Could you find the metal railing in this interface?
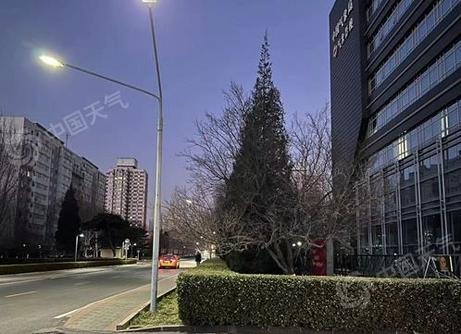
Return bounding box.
[334,253,461,278]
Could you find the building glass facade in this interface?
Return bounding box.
[330,0,461,257]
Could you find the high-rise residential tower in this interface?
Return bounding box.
[0,117,106,249]
[105,158,148,230]
[330,0,461,255]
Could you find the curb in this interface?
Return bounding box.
[116,287,177,331]
[119,325,407,333]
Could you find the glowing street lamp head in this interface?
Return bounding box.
[142,0,158,4]
[39,55,64,68]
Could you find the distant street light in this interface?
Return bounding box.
[75,233,84,262]
[297,241,302,247]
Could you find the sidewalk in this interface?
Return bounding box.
[62,274,179,332]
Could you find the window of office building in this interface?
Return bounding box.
[447,210,461,253]
[445,143,461,169]
[368,41,461,136]
[420,155,439,179]
[401,185,416,207]
[401,165,415,187]
[384,192,397,212]
[402,218,418,253]
[368,0,414,56]
[369,0,460,92]
[420,177,440,202]
[371,224,384,254]
[368,100,461,174]
[446,101,461,134]
[366,0,385,21]
[386,221,399,254]
[370,178,384,220]
[422,214,443,251]
[445,170,461,195]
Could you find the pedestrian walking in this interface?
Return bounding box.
[195,250,202,266]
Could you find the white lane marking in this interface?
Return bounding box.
[0,278,44,286]
[53,274,180,319]
[0,268,108,285]
[5,290,37,298]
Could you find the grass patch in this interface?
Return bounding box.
[130,291,181,328]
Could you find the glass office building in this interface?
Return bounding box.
[330,0,461,256]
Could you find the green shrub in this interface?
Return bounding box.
[224,248,282,274]
[177,259,461,333]
[0,259,136,275]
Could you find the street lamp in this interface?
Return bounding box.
[142,0,164,313]
[39,0,164,312]
[39,55,64,68]
[75,233,84,262]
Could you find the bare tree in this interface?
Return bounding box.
[0,120,21,237]
[218,107,358,274]
[168,101,361,274]
[0,117,41,248]
[181,82,250,194]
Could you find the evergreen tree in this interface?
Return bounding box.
[84,213,146,257]
[223,34,296,273]
[55,186,81,254]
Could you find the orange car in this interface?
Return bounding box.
[159,254,180,269]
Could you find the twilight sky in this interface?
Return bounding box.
[0,0,334,218]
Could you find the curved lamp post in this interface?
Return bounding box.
[40,0,164,312]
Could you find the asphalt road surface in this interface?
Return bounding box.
[0,262,185,334]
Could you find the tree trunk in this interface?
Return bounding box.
[107,230,116,257]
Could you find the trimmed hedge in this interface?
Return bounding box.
[0,259,137,275]
[177,259,461,333]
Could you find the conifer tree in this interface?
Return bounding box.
[55,186,81,254]
[223,34,296,273]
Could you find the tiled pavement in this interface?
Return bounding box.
[62,274,179,332]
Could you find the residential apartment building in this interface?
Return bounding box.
[105,158,148,230]
[330,0,461,255]
[0,117,106,249]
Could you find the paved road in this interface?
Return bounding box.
[0,262,184,334]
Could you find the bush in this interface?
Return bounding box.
[224,248,282,274]
[177,259,461,333]
[0,259,136,275]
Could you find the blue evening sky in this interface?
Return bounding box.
[0,0,334,218]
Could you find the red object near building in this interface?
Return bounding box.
[310,240,327,276]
